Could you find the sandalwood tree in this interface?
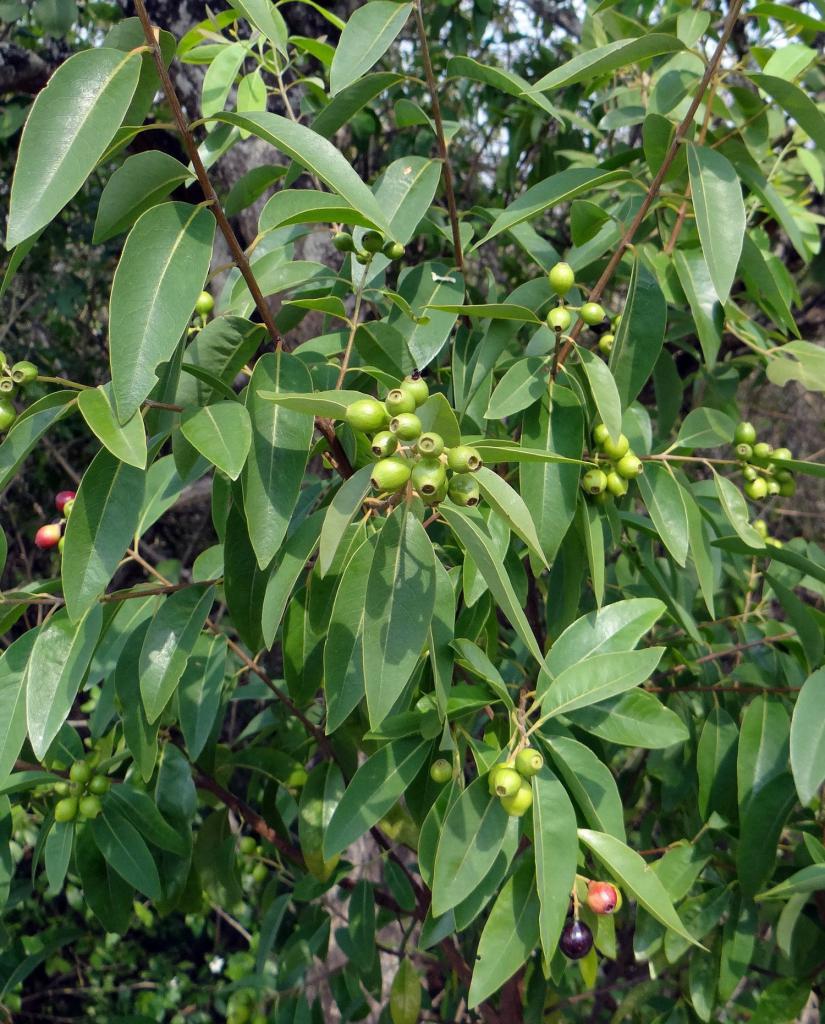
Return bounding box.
[1,0,824,1021]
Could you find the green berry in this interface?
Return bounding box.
[766,479,781,496]
[488,763,509,795]
[501,781,533,817]
[743,465,758,481]
[752,442,772,460]
[581,469,607,495]
[735,443,753,461]
[69,761,92,785]
[446,445,482,473]
[548,262,575,296]
[745,477,768,500]
[580,301,606,326]
[0,396,17,433]
[346,398,387,433]
[734,421,756,446]
[776,469,793,483]
[362,230,385,253]
[389,412,422,441]
[78,795,102,820]
[370,430,398,458]
[88,775,110,795]
[492,767,522,798]
[62,498,75,517]
[429,759,452,784]
[412,458,446,498]
[53,781,70,796]
[239,836,257,856]
[417,432,444,457]
[11,360,37,385]
[385,387,417,415]
[332,231,355,253]
[194,291,214,317]
[355,251,371,265]
[778,478,796,497]
[547,307,572,332]
[448,473,480,507]
[592,423,610,447]
[772,447,792,462]
[597,333,614,355]
[616,452,643,479]
[602,433,629,459]
[54,797,78,823]
[515,748,543,777]
[252,863,268,884]
[370,456,412,493]
[0,377,16,394]
[606,471,628,497]
[753,519,768,539]
[384,241,405,260]
[402,373,429,406]
[424,478,448,506]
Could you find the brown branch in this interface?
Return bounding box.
[555,0,746,370]
[661,630,797,675]
[413,0,465,273]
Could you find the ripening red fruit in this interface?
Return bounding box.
[35,524,62,549]
[586,880,620,915]
[55,490,76,513]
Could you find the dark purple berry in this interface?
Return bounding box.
[560,919,593,960]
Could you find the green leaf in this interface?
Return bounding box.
[676,408,736,449]
[485,357,549,420]
[0,631,36,782]
[92,805,161,900]
[790,667,825,806]
[45,820,74,895]
[375,156,443,244]
[178,634,226,761]
[473,439,586,466]
[415,392,462,447]
[436,303,541,323]
[387,262,465,368]
[474,168,626,249]
[578,829,699,945]
[737,772,796,897]
[75,825,133,934]
[757,864,825,901]
[299,762,344,879]
[538,648,663,717]
[712,470,764,548]
[261,510,324,648]
[570,690,689,748]
[541,733,625,840]
[673,249,723,368]
[109,202,216,422]
[114,621,159,784]
[223,503,268,651]
[529,35,684,93]
[608,257,666,407]
[319,465,372,578]
[439,504,543,664]
[229,0,287,53]
[0,392,76,491]
[696,707,739,822]
[25,605,102,760]
[468,856,539,1008]
[576,346,622,442]
[61,449,146,621]
[243,352,314,568]
[259,188,382,233]
[390,957,422,1024]
[105,786,188,856]
[139,585,215,723]
[330,2,412,96]
[474,466,547,568]
[255,388,365,419]
[365,509,436,727]
[446,55,560,118]
[737,695,790,818]
[431,775,511,916]
[323,736,430,858]
[750,74,825,152]
[533,768,577,960]
[180,401,251,481]
[178,316,265,408]
[547,597,665,675]
[77,386,147,469]
[348,879,376,971]
[201,40,247,117]
[636,462,689,566]
[686,144,745,303]
[93,150,192,243]
[6,48,141,247]
[213,112,392,235]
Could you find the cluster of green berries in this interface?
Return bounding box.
[333,228,404,265]
[581,425,643,501]
[733,422,796,501]
[346,373,483,506]
[488,747,543,816]
[753,518,783,549]
[238,835,268,884]
[546,262,606,333]
[34,490,76,552]
[52,757,110,823]
[0,352,39,434]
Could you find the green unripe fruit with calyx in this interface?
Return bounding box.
[598,333,614,355]
[11,360,37,385]
[239,836,257,856]
[734,421,756,446]
[592,423,610,447]
[745,477,768,500]
[606,472,628,498]
[88,775,110,795]
[752,442,772,460]
[0,378,16,394]
[501,780,533,817]
[547,307,572,332]
[389,412,422,440]
[430,759,452,784]
[384,240,405,260]
[252,863,268,884]
[581,468,607,495]
[385,387,417,415]
[488,763,509,795]
[355,251,371,265]
[346,398,387,432]
[424,478,448,506]
[194,291,214,317]
[362,230,385,253]
[332,231,355,253]
[69,761,92,785]
[53,781,70,796]
[602,433,629,459]
[402,372,429,406]
[79,795,102,819]
[371,456,412,492]
[371,430,398,458]
[54,797,78,823]
[548,262,575,296]
[616,452,643,479]
[580,301,606,325]
[417,432,444,457]
[778,478,796,497]
[412,458,446,497]
[735,443,753,461]
[772,447,792,462]
[776,469,793,483]
[767,479,781,495]
[448,473,480,507]
[743,465,758,481]
[515,747,543,777]
[0,397,16,433]
[447,445,482,473]
[492,767,522,798]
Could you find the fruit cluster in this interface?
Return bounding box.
[559,879,622,960]
[333,228,404,264]
[754,518,783,549]
[238,835,268,884]
[546,261,606,333]
[487,747,543,816]
[346,373,483,506]
[582,424,644,501]
[0,353,39,434]
[733,421,796,501]
[34,490,75,552]
[52,757,110,822]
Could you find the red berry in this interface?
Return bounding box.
[55,490,76,513]
[35,524,62,549]
[586,880,619,914]
[559,919,593,959]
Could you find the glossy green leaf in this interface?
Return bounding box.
[484,357,549,419]
[576,346,622,442]
[570,689,689,748]
[608,256,666,407]
[259,188,382,233]
[390,956,422,1024]
[547,597,666,675]
[298,762,344,879]
[387,262,464,368]
[474,466,547,568]
[319,465,372,578]
[538,647,663,717]
[637,462,689,566]
[0,392,76,491]
[77,385,147,469]
[76,825,133,934]
[0,631,37,781]
[178,634,227,760]
[180,401,251,481]
[105,785,187,856]
[330,2,412,96]
[687,144,745,303]
[178,316,265,408]
[750,74,825,152]
[93,150,192,243]
[44,820,74,895]
[92,804,161,899]
[738,772,796,897]
[229,0,287,53]
[676,408,736,449]
[375,156,442,244]
[530,35,684,93]
[697,707,739,822]
[737,695,790,818]
[261,510,324,648]
[533,768,577,960]
[757,864,825,901]
[673,249,723,368]
[790,667,825,805]
[114,621,159,783]
[712,471,766,549]
[223,502,268,651]
[542,733,625,840]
